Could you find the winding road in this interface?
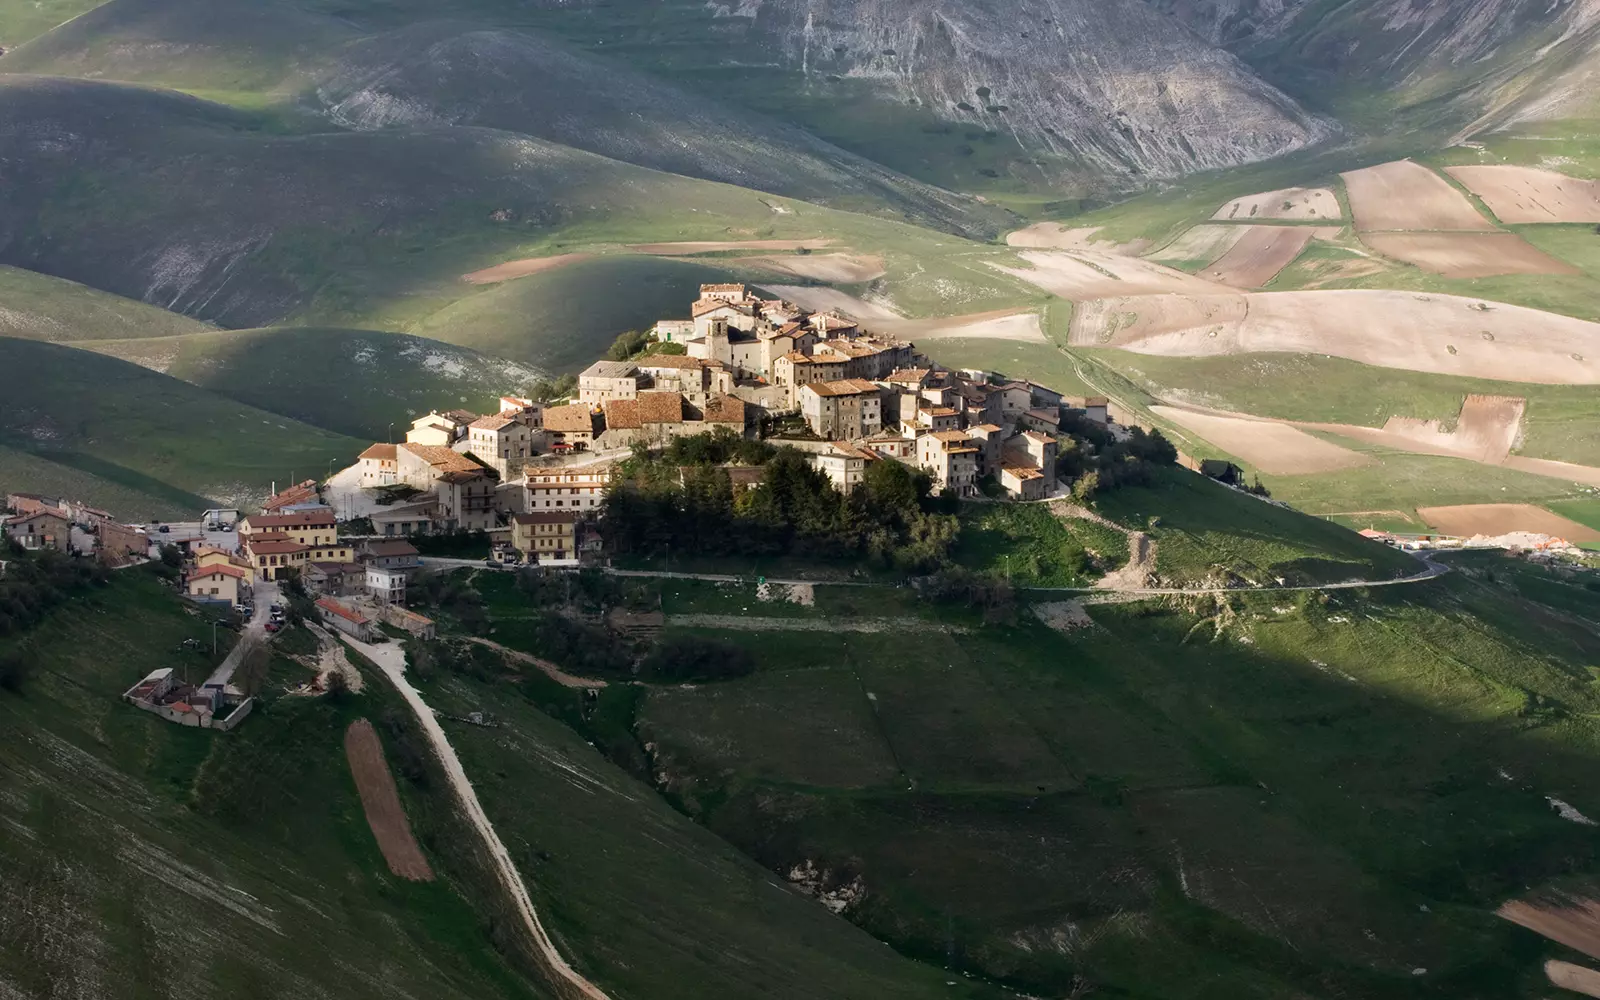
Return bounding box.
[342,633,612,1000]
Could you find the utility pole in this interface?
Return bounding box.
[387,421,394,444]
[212,620,218,658]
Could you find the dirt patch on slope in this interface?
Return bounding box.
[1032,601,1095,631]
[889,309,1044,342]
[1306,394,1526,463]
[1206,226,1340,287]
[1447,165,1600,224]
[1152,405,1370,474]
[461,253,590,284]
[1006,223,1150,254]
[1499,895,1600,961]
[1546,960,1600,998]
[1213,187,1341,221]
[1417,503,1600,542]
[741,252,885,283]
[467,637,607,689]
[993,249,1227,300]
[1342,160,1496,232]
[1362,232,1578,278]
[344,719,434,881]
[1070,290,1600,384]
[628,239,834,255]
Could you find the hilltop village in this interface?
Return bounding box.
[346,282,1113,543]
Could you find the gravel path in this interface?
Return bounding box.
[344,634,612,1000]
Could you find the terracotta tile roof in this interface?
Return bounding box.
[602,398,641,430]
[246,539,309,556]
[928,430,973,443]
[700,283,747,295]
[827,340,884,359]
[779,351,811,363]
[970,423,1003,433]
[637,391,684,424]
[635,354,707,371]
[692,298,755,317]
[885,368,931,384]
[359,443,397,462]
[309,561,365,575]
[807,378,881,398]
[263,480,319,511]
[400,443,486,474]
[246,511,335,530]
[363,540,419,557]
[543,403,596,434]
[703,394,746,425]
[723,466,765,487]
[191,564,248,582]
[8,509,68,525]
[1024,407,1060,421]
[442,409,480,424]
[1021,430,1055,444]
[470,413,518,430]
[316,597,371,625]
[1002,465,1045,480]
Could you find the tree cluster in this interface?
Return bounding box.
[606,329,654,361]
[638,636,754,682]
[527,372,578,403]
[1055,419,1179,501]
[601,443,959,572]
[0,545,110,637]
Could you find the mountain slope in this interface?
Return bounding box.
[0,337,360,514]
[0,0,1006,236]
[0,263,212,341]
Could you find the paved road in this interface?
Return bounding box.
[420,556,1450,595]
[344,632,612,1000]
[204,580,278,688]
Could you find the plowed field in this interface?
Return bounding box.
[1362,232,1577,278]
[1213,186,1341,221]
[1341,161,1495,232]
[1447,165,1600,224]
[345,718,434,881]
[1416,504,1600,541]
[1151,405,1370,475]
[1206,226,1340,287]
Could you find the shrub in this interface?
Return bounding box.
[0,651,32,693]
[639,636,754,682]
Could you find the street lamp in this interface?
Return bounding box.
[387,421,394,444]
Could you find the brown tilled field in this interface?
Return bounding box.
[1151,405,1370,475]
[461,253,589,284]
[345,719,434,881]
[627,239,833,254]
[1546,960,1600,998]
[1361,231,1578,278]
[1212,186,1341,221]
[1068,289,1600,384]
[1205,226,1340,288]
[1416,503,1600,541]
[1341,160,1496,232]
[1447,165,1600,224]
[1499,895,1600,960]
[993,249,1226,300]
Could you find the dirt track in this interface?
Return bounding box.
[1213,187,1340,221]
[1341,160,1496,231]
[628,239,833,255]
[1417,503,1600,542]
[1006,223,1150,254]
[345,719,434,881]
[1448,165,1600,224]
[1362,231,1577,278]
[1069,289,1600,384]
[462,253,589,284]
[1152,405,1370,475]
[1206,226,1339,287]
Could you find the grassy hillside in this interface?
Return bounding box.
[616,567,1600,998]
[0,264,212,341]
[0,567,555,1000]
[0,0,1007,236]
[0,337,360,515]
[83,326,546,440]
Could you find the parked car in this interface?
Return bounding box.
[158,525,170,534]
[264,622,281,634]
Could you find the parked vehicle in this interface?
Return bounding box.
[264,622,281,634]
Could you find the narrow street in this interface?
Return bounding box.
[204,580,279,688]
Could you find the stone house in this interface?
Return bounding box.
[542,403,598,452]
[810,442,873,492]
[396,443,493,491]
[467,412,536,479]
[435,469,498,533]
[1065,396,1112,425]
[3,509,69,552]
[1019,408,1061,435]
[304,561,367,597]
[5,492,59,517]
[578,360,645,404]
[916,431,980,497]
[406,411,471,447]
[360,539,421,574]
[370,499,438,538]
[995,382,1034,420]
[963,424,1006,477]
[97,521,147,565]
[800,379,883,440]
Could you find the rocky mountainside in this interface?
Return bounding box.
[1149,0,1600,127]
[686,0,1335,179]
